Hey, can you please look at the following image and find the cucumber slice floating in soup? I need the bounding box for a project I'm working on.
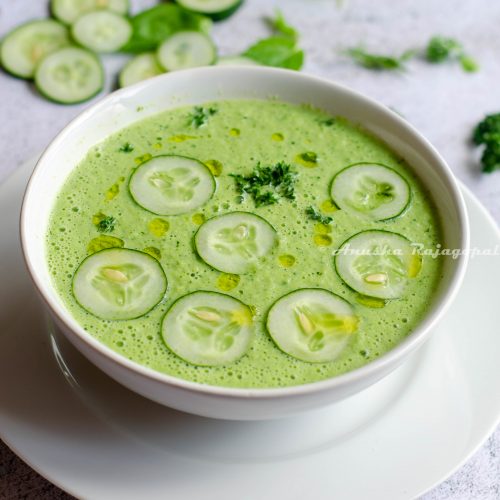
[0,20,70,79]
[51,0,129,25]
[162,291,254,366]
[335,230,421,300]
[157,31,216,71]
[195,212,278,274]
[71,11,132,53]
[129,155,215,215]
[267,288,359,363]
[330,163,411,220]
[73,248,167,320]
[174,0,243,20]
[35,47,104,104]
[119,52,164,87]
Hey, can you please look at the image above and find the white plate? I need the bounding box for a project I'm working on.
[0,157,499,500]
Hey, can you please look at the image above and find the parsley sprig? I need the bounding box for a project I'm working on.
[230,162,298,207]
[306,206,333,225]
[189,106,217,128]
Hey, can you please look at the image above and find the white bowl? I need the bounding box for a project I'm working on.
[21,67,469,420]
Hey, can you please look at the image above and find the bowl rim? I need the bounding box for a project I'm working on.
[20,66,470,399]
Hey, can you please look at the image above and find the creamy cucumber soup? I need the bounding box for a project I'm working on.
[46,99,442,388]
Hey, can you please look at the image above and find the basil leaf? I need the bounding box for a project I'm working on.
[243,36,304,70]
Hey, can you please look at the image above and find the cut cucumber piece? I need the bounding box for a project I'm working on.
[0,20,70,79]
[73,248,167,320]
[119,52,164,87]
[174,0,243,20]
[162,291,254,366]
[195,212,278,274]
[216,55,259,66]
[51,0,129,25]
[335,230,421,300]
[71,11,132,53]
[330,163,411,221]
[34,47,104,104]
[129,155,215,215]
[157,31,216,71]
[267,288,358,363]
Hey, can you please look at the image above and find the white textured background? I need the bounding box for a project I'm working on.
[0,0,499,498]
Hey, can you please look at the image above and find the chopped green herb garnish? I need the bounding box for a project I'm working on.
[425,36,478,72]
[321,117,336,126]
[306,205,333,225]
[189,106,217,128]
[119,142,134,153]
[230,161,297,207]
[473,113,500,173]
[93,212,116,233]
[267,9,298,41]
[346,47,415,70]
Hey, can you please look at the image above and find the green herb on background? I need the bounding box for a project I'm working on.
[425,36,478,73]
[119,142,134,153]
[473,113,500,173]
[244,36,304,70]
[320,117,336,126]
[189,106,217,128]
[267,9,298,41]
[230,161,298,206]
[306,205,333,225]
[346,47,415,70]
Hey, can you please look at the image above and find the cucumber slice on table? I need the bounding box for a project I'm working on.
[195,212,278,274]
[174,0,243,20]
[129,155,215,215]
[330,163,411,220]
[51,0,129,25]
[119,52,164,87]
[71,11,132,53]
[267,288,359,363]
[216,55,259,66]
[162,291,254,366]
[73,248,167,320]
[157,31,216,71]
[34,47,104,104]
[0,20,70,79]
[335,230,421,300]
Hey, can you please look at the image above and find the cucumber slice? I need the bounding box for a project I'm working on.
[174,0,243,20]
[267,288,359,363]
[216,55,259,66]
[71,11,132,53]
[73,248,167,320]
[330,163,411,220]
[195,212,278,274]
[0,20,70,79]
[119,52,164,87]
[51,0,129,25]
[34,47,104,104]
[129,155,215,215]
[162,291,254,366]
[157,31,216,71]
[335,230,421,300]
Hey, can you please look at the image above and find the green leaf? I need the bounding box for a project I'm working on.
[267,9,298,41]
[346,47,414,70]
[244,36,304,70]
[122,5,212,53]
[426,36,479,73]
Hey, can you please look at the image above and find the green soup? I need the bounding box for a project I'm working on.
[46,99,442,388]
